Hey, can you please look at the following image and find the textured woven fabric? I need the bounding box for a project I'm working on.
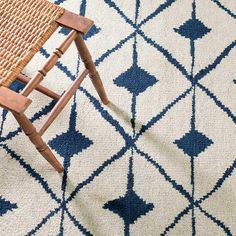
[0,0,64,87]
[0,0,236,235]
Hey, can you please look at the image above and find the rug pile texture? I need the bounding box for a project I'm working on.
[0,0,236,235]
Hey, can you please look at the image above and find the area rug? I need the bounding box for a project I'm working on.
[0,0,236,235]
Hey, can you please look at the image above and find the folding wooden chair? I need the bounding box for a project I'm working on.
[0,0,109,172]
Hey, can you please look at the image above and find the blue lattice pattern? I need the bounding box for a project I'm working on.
[0,0,236,235]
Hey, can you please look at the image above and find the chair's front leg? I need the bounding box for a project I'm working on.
[13,112,64,173]
[74,34,109,105]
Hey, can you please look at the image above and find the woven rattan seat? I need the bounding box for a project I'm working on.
[0,0,64,87]
[0,0,109,172]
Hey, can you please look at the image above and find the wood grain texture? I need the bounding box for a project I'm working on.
[21,31,78,97]
[56,10,93,34]
[17,74,60,100]
[75,34,109,105]
[0,87,32,113]
[13,112,64,173]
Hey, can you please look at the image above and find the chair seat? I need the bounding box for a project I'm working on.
[0,0,64,87]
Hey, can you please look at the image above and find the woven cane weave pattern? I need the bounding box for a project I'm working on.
[0,0,64,87]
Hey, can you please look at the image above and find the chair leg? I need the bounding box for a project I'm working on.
[74,34,109,105]
[12,112,64,173]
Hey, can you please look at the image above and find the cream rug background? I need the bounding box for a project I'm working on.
[0,0,236,235]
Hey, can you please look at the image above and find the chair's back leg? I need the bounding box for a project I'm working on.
[13,112,64,173]
[74,34,109,105]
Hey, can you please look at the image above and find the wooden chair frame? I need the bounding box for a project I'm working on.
[0,10,109,173]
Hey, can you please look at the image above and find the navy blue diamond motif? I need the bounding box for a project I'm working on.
[0,196,17,216]
[174,129,213,157]
[104,189,154,225]
[84,25,101,40]
[174,19,211,40]
[49,130,93,159]
[10,80,25,93]
[114,64,158,96]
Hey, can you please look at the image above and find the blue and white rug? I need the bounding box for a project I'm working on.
[0,0,236,235]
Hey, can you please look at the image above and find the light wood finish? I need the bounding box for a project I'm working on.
[17,74,60,100]
[21,31,78,97]
[0,86,32,113]
[0,1,109,172]
[56,10,93,34]
[75,34,109,105]
[13,112,64,173]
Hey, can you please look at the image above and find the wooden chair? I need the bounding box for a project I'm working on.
[0,0,109,173]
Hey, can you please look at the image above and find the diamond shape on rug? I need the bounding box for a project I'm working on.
[174,129,213,157]
[140,0,193,72]
[136,88,193,194]
[114,63,158,96]
[48,99,93,162]
[174,18,211,40]
[66,154,130,235]
[0,196,17,216]
[104,189,154,225]
[128,152,190,235]
[49,130,93,159]
[193,0,236,72]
